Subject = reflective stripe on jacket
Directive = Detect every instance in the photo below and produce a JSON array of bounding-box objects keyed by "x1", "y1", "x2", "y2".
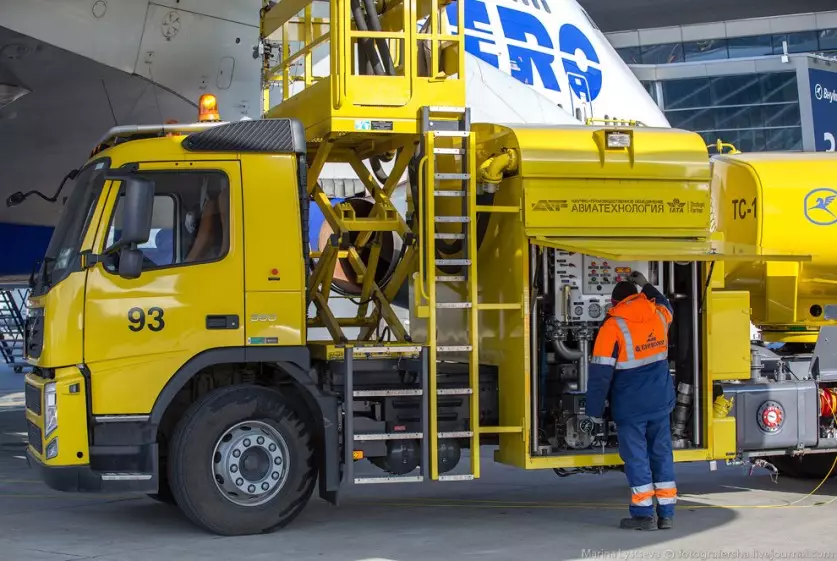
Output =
[{"x1": 585, "y1": 284, "x2": 676, "y2": 424}]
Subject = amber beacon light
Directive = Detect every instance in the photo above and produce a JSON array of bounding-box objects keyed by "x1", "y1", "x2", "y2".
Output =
[{"x1": 198, "y1": 94, "x2": 221, "y2": 122}]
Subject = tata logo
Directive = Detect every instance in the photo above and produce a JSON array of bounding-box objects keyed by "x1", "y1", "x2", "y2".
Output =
[
  {"x1": 448, "y1": 0, "x2": 603, "y2": 101},
  {"x1": 804, "y1": 188, "x2": 837, "y2": 226},
  {"x1": 815, "y1": 83, "x2": 837, "y2": 103},
  {"x1": 531, "y1": 199, "x2": 568, "y2": 211},
  {"x1": 667, "y1": 199, "x2": 685, "y2": 213}
]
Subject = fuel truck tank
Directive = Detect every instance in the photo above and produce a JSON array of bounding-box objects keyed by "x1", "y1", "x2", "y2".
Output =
[{"x1": 713, "y1": 153, "x2": 837, "y2": 342}]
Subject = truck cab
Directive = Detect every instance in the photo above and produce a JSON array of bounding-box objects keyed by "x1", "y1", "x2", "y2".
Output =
[{"x1": 23, "y1": 119, "x2": 333, "y2": 521}]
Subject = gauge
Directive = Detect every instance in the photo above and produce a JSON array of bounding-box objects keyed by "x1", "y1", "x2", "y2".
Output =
[
  {"x1": 574, "y1": 305, "x2": 584, "y2": 317},
  {"x1": 588, "y1": 303, "x2": 603, "y2": 319},
  {"x1": 604, "y1": 303, "x2": 612, "y2": 314}
]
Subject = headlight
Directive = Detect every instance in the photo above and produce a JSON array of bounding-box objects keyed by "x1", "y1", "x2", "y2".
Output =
[
  {"x1": 44, "y1": 382, "x2": 58, "y2": 437},
  {"x1": 46, "y1": 438, "x2": 58, "y2": 459}
]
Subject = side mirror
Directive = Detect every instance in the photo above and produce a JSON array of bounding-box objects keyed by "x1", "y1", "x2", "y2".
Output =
[
  {"x1": 104, "y1": 175, "x2": 154, "y2": 280},
  {"x1": 109, "y1": 176, "x2": 154, "y2": 251},
  {"x1": 118, "y1": 248, "x2": 143, "y2": 280}
]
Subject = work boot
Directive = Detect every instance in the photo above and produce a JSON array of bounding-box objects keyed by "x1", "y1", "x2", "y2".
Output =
[
  {"x1": 619, "y1": 517, "x2": 657, "y2": 531},
  {"x1": 657, "y1": 518, "x2": 673, "y2": 530}
]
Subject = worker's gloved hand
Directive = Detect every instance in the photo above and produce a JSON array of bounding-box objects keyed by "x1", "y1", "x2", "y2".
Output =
[{"x1": 629, "y1": 271, "x2": 649, "y2": 287}]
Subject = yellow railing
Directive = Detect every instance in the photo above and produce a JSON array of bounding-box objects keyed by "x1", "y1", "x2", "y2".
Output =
[
  {"x1": 707, "y1": 139, "x2": 741, "y2": 155},
  {"x1": 261, "y1": 1, "x2": 331, "y2": 108},
  {"x1": 261, "y1": 0, "x2": 463, "y2": 115}
]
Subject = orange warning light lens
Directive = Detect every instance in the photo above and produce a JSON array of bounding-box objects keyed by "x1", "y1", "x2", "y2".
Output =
[
  {"x1": 352, "y1": 450, "x2": 364, "y2": 460},
  {"x1": 198, "y1": 94, "x2": 220, "y2": 122}
]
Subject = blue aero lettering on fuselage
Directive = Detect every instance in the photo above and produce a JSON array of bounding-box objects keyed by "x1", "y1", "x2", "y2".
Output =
[{"x1": 447, "y1": 0, "x2": 603, "y2": 102}]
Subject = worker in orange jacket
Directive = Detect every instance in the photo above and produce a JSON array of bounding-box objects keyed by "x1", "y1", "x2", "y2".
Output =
[{"x1": 585, "y1": 271, "x2": 676, "y2": 531}]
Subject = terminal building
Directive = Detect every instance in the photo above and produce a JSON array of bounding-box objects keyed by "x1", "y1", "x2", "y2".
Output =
[{"x1": 583, "y1": 0, "x2": 837, "y2": 152}]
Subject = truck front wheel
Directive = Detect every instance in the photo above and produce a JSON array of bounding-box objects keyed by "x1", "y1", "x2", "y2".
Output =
[{"x1": 168, "y1": 385, "x2": 317, "y2": 535}]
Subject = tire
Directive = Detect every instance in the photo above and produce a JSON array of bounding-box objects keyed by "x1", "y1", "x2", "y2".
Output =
[
  {"x1": 769, "y1": 453, "x2": 837, "y2": 480},
  {"x1": 168, "y1": 385, "x2": 317, "y2": 535}
]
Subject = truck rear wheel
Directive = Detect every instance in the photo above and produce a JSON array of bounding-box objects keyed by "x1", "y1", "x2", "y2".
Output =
[
  {"x1": 769, "y1": 453, "x2": 837, "y2": 479},
  {"x1": 168, "y1": 385, "x2": 316, "y2": 535}
]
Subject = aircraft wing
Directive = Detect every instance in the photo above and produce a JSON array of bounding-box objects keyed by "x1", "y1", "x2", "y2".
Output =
[{"x1": 0, "y1": 0, "x2": 262, "y2": 119}]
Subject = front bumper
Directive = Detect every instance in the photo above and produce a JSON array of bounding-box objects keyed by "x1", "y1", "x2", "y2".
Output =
[
  {"x1": 27, "y1": 449, "x2": 103, "y2": 492},
  {"x1": 27, "y1": 449, "x2": 156, "y2": 493}
]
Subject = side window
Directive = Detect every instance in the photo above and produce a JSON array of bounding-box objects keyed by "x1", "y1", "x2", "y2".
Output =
[
  {"x1": 108, "y1": 195, "x2": 176, "y2": 267},
  {"x1": 105, "y1": 171, "x2": 229, "y2": 272}
]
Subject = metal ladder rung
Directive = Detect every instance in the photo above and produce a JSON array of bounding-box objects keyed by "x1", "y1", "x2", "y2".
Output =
[
  {"x1": 438, "y1": 474, "x2": 475, "y2": 482},
  {"x1": 437, "y1": 388, "x2": 473, "y2": 396},
  {"x1": 434, "y1": 131, "x2": 470, "y2": 138},
  {"x1": 436, "y1": 275, "x2": 466, "y2": 282},
  {"x1": 437, "y1": 345, "x2": 472, "y2": 352},
  {"x1": 435, "y1": 259, "x2": 471, "y2": 267},
  {"x1": 353, "y1": 389, "x2": 423, "y2": 397},
  {"x1": 428, "y1": 106, "x2": 467, "y2": 113},
  {"x1": 353, "y1": 346, "x2": 422, "y2": 355},
  {"x1": 436, "y1": 302, "x2": 472, "y2": 309},
  {"x1": 354, "y1": 432, "x2": 424, "y2": 441},
  {"x1": 434, "y1": 190, "x2": 466, "y2": 197},
  {"x1": 438, "y1": 431, "x2": 474, "y2": 438},
  {"x1": 435, "y1": 173, "x2": 470, "y2": 181},
  {"x1": 435, "y1": 216, "x2": 470, "y2": 223},
  {"x1": 354, "y1": 475, "x2": 424, "y2": 484},
  {"x1": 434, "y1": 147, "x2": 465, "y2": 155},
  {"x1": 435, "y1": 233, "x2": 465, "y2": 240}
]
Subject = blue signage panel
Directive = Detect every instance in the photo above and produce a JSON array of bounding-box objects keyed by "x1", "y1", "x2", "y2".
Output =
[{"x1": 809, "y1": 68, "x2": 837, "y2": 152}]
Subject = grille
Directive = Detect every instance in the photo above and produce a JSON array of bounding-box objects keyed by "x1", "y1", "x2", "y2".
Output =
[
  {"x1": 27, "y1": 420, "x2": 43, "y2": 454},
  {"x1": 25, "y1": 383, "x2": 41, "y2": 415}
]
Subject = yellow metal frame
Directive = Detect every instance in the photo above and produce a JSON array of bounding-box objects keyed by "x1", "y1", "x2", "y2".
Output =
[
  {"x1": 259, "y1": 0, "x2": 466, "y2": 347},
  {"x1": 261, "y1": 0, "x2": 464, "y2": 139},
  {"x1": 256, "y1": 1, "x2": 815, "y2": 479}
]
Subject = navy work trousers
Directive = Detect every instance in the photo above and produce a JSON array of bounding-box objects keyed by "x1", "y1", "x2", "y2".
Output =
[{"x1": 617, "y1": 414, "x2": 677, "y2": 518}]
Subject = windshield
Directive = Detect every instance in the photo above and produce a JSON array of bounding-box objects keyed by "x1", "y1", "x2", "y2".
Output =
[{"x1": 39, "y1": 159, "x2": 110, "y2": 290}]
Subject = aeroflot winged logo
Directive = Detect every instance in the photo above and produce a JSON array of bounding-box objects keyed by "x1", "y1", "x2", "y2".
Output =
[
  {"x1": 804, "y1": 188, "x2": 837, "y2": 226},
  {"x1": 447, "y1": 0, "x2": 604, "y2": 102}
]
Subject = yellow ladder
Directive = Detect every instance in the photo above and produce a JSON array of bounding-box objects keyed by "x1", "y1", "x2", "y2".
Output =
[{"x1": 420, "y1": 106, "x2": 480, "y2": 481}]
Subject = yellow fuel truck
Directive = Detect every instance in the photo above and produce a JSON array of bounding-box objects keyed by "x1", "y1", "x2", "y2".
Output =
[{"x1": 18, "y1": 0, "x2": 837, "y2": 536}]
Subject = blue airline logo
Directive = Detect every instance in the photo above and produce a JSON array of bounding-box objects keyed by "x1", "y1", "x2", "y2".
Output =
[
  {"x1": 804, "y1": 188, "x2": 837, "y2": 226},
  {"x1": 447, "y1": 0, "x2": 603, "y2": 101}
]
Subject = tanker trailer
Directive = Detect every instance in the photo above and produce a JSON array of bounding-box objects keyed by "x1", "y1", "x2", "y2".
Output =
[{"x1": 712, "y1": 153, "x2": 837, "y2": 478}]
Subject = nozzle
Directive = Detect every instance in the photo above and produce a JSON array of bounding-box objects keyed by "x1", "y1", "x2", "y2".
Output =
[{"x1": 6, "y1": 192, "x2": 25, "y2": 208}]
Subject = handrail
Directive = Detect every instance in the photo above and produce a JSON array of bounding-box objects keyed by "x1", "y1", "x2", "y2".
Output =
[
  {"x1": 416, "y1": 155, "x2": 430, "y2": 302},
  {"x1": 707, "y1": 139, "x2": 741, "y2": 155},
  {"x1": 272, "y1": 32, "x2": 329, "y2": 74},
  {"x1": 261, "y1": 0, "x2": 463, "y2": 112}
]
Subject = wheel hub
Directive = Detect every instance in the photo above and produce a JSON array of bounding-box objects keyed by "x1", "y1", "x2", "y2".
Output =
[{"x1": 212, "y1": 420, "x2": 289, "y2": 506}]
